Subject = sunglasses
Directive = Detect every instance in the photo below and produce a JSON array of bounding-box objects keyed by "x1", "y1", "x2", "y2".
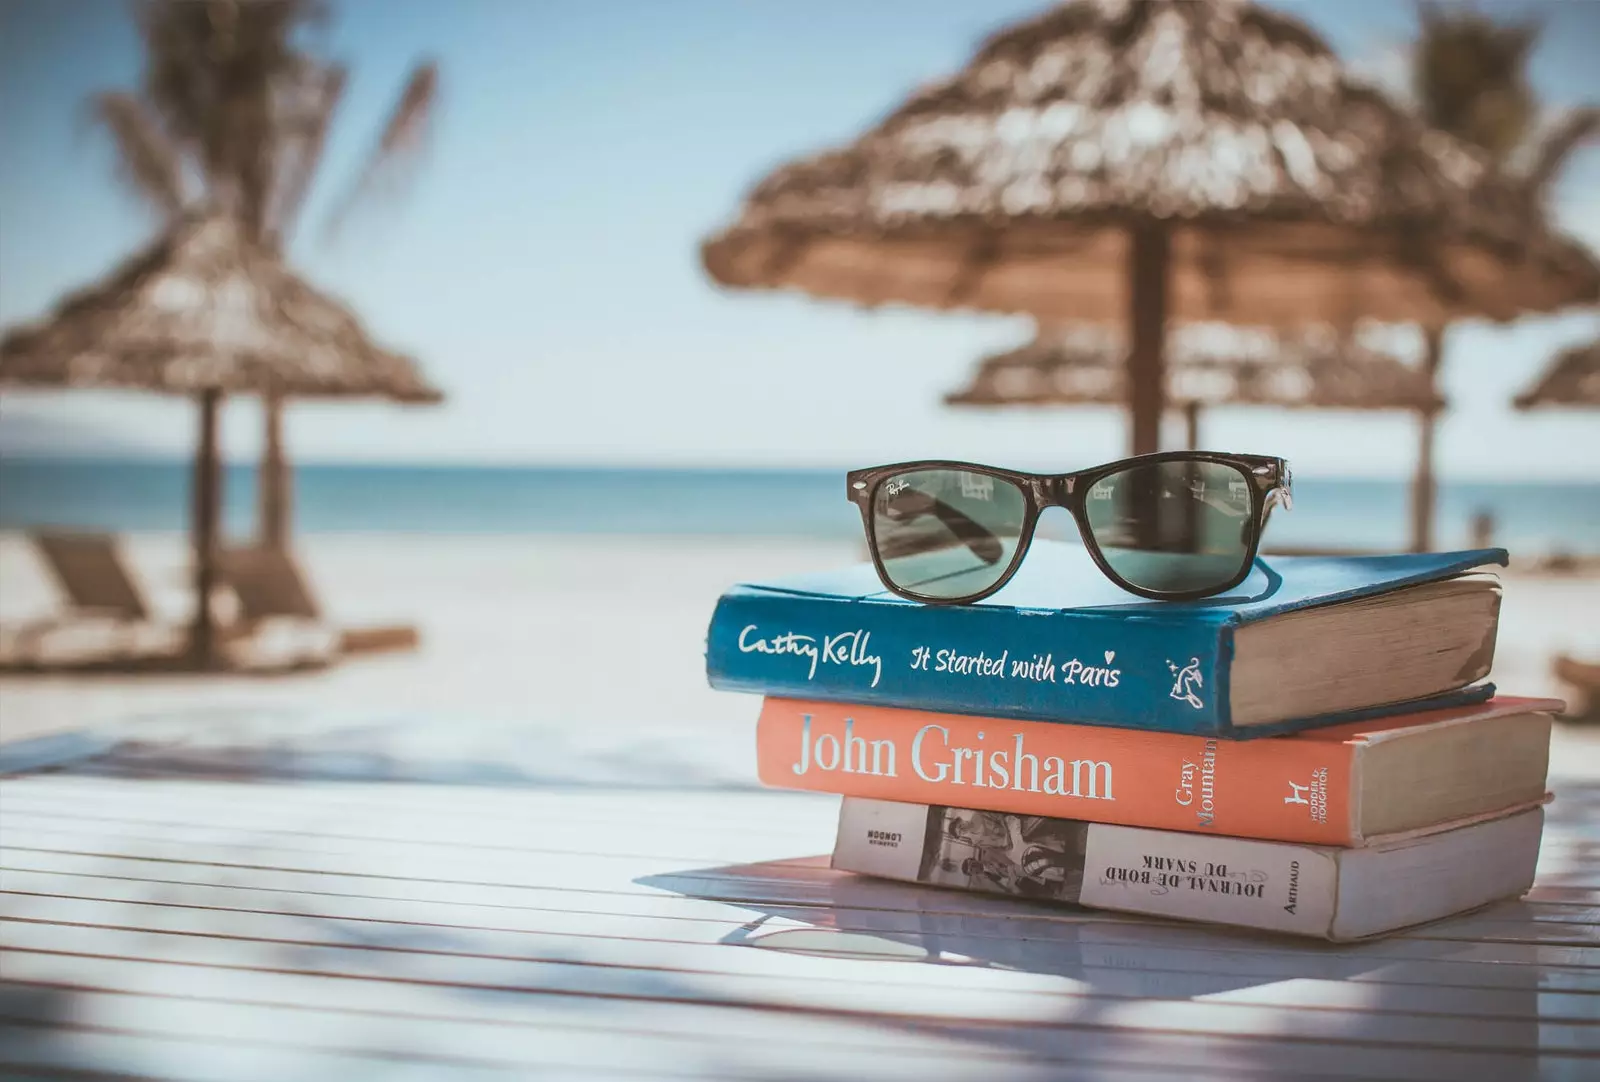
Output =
[{"x1": 847, "y1": 452, "x2": 1293, "y2": 604}]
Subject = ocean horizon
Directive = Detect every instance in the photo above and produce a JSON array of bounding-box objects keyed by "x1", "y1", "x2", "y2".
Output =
[{"x1": 1, "y1": 456, "x2": 1597, "y2": 556}]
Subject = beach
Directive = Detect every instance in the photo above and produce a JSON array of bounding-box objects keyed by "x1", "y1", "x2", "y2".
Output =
[
  {"x1": 0, "y1": 533, "x2": 847, "y2": 743},
  {"x1": 2, "y1": 531, "x2": 1597, "y2": 776}
]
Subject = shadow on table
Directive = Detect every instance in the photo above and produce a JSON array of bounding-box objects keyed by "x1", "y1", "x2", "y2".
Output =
[
  {"x1": 636, "y1": 861, "x2": 1559, "y2": 1078},
  {"x1": 5, "y1": 705, "x2": 761, "y2": 791},
  {"x1": 639, "y1": 857, "x2": 1548, "y2": 989},
  {"x1": 0, "y1": 981, "x2": 78, "y2": 1065},
  {"x1": 632, "y1": 783, "x2": 1600, "y2": 1082},
  {"x1": 3, "y1": 785, "x2": 1588, "y2": 1080}
]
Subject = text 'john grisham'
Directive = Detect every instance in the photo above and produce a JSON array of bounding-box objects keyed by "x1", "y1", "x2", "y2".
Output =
[
  {"x1": 788, "y1": 714, "x2": 1114, "y2": 801},
  {"x1": 737, "y1": 625, "x2": 1122, "y2": 691}
]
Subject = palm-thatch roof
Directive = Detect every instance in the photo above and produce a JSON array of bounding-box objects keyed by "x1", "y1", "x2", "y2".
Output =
[
  {"x1": 947, "y1": 323, "x2": 1444, "y2": 411},
  {"x1": 0, "y1": 213, "x2": 440, "y2": 402},
  {"x1": 702, "y1": 0, "x2": 1597, "y2": 327},
  {"x1": 1514, "y1": 337, "x2": 1600, "y2": 409}
]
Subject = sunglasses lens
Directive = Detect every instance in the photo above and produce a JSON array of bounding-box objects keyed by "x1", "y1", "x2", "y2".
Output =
[
  {"x1": 1083, "y1": 460, "x2": 1257, "y2": 595},
  {"x1": 871, "y1": 469, "x2": 1028, "y2": 599}
]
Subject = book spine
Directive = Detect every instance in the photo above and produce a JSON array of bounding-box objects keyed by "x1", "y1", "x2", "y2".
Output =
[
  {"x1": 834, "y1": 797, "x2": 1339, "y2": 938},
  {"x1": 1078, "y1": 823, "x2": 1337, "y2": 937},
  {"x1": 769, "y1": 698, "x2": 1360, "y2": 844},
  {"x1": 707, "y1": 589, "x2": 1231, "y2": 734}
]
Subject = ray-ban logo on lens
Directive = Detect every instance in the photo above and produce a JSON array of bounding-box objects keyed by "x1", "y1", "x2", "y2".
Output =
[{"x1": 884, "y1": 478, "x2": 911, "y2": 498}]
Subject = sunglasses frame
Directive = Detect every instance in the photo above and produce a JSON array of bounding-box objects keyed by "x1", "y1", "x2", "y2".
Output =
[{"x1": 847, "y1": 451, "x2": 1293, "y2": 604}]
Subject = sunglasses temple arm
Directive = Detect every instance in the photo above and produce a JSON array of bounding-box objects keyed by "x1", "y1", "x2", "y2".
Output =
[{"x1": 1257, "y1": 485, "x2": 1292, "y2": 534}]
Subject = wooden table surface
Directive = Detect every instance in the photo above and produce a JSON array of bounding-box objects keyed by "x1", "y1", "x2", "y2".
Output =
[{"x1": 0, "y1": 717, "x2": 1596, "y2": 1082}]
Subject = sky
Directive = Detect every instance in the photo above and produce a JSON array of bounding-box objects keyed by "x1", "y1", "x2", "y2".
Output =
[{"x1": 0, "y1": 0, "x2": 1596, "y2": 479}]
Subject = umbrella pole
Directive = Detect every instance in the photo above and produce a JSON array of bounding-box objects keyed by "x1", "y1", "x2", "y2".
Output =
[
  {"x1": 190, "y1": 389, "x2": 224, "y2": 669},
  {"x1": 260, "y1": 392, "x2": 291, "y2": 550},
  {"x1": 1409, "y1": 325, "x2": 1444, "y2": 553},
  {"x1": 1127, "y1": 224, "x2": 1170, "y2": 457},
  {"x1": 1184, "y1": 402, "x2": 1201, "y2": 451}
]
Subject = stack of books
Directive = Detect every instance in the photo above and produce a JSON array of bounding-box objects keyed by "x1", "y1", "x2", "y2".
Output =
[{"x1": 704, "y1": 540, "x2": 1559, "y2": 940}]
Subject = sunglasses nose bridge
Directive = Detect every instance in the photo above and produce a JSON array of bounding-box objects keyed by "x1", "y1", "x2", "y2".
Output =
[{"x1": 1032, "y1": 475, "x2": 1073, "y2": 508}]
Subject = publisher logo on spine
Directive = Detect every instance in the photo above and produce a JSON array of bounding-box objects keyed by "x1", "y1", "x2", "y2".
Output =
[
  {"x1": 1283, "y1": 768, "x2": 1329, "y2": 824},
  {"x1": 1166, "y1": 657, "x2": 1204, "y2": 710}
]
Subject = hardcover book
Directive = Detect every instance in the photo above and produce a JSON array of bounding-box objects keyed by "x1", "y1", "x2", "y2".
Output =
[
  {"x1": 706, "y1": 540, "x2": 1505, "y2": 736},
  {"x1": 833, "y1": 797, "x2": 1545, "y2": 941},
  {"x1": 759, "y1": 696, "x2": 1557, "y2": 845}
]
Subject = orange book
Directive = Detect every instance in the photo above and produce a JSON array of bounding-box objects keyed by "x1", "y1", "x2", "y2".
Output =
[{"x1": 757, "y1": 695, "x2": 1558, "y2": 845}]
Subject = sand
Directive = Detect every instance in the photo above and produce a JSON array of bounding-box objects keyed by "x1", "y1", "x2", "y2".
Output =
[{"x1": 1, "y1": 531, "x2": 1596, "y2": 775}]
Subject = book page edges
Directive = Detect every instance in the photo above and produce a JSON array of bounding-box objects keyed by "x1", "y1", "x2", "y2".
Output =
[
  {"x1": 1330, "y1": 807, "x2": 1543, "y2": 941},
  {"x1": 1230, "y1": 550, "x2": 1509, "y2": 625},
  {"x1": 1350, "y1": 793, "x2": 1553, "y2": 848},
  {"x1": 1346, "y1": 698, "x2": 1566, "y2": 746}
]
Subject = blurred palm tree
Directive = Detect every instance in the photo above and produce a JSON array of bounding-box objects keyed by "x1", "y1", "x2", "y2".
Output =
[
  {"x1": 1406, "y1": 1, "x2": 1596, "y2": 551},
  {"x1": 90, "y1": 0, "x2": 438, "y2": 547},
  {"x1": 1413, "y1": 1, "x2": 1596, "y2": 207}
]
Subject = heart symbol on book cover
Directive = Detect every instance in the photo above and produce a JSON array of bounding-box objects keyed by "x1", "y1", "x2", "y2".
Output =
[{"x1": 1104, "y1": 651, "x2": 1115, "y2": 665}]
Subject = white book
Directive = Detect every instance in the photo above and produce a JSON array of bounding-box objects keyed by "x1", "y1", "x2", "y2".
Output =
[{"x1": 832, "y1": 797, "x2": 1544, "y2": 941}]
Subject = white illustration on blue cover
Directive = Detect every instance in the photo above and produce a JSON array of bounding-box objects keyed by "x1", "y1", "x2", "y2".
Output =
[{"x1": 1166, "y1": 657, "x2": 1205, "y2": 710}]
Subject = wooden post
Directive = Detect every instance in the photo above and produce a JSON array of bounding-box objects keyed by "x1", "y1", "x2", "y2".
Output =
[
  {"x1": 191, "y1": 389, "x2": 223, "y2": 668},
  {"x1": 1184, "y1": 401, "x2": 1201, "y2": 450},
  {"x1": 1409, "y1": 326, "x2": 1445, "y2": 553},
  {"x1": 260, "y1": 392, "x2": 291, "y2": 549},
  {"x1": 1127, "y1": 224, "x2": 1171, "y2": 457}
]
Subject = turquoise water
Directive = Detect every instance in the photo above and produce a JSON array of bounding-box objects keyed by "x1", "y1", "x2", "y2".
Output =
[{"x1": 1, "y1": 457, "x2": 1596, "y2": 555}]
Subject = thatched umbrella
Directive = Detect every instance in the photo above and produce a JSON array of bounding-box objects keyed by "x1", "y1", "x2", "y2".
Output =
[
  {"x1": 0, "y1": 213, "x2": 440, "y2": 668},
  {"x1": 1513, "y1": 336, "x2": 1600, "y2": 409},
  {"x1": 946, "y1": 322, "x2": 1441, "y2": 448},
  {"x1": 702, "y1": 0, "x2": 1595, "y2": 462}
]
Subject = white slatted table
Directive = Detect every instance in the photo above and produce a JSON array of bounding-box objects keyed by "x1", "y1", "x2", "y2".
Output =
[{"x1": 0, "y1": 719, "x2": 1596, "y2": 1082}]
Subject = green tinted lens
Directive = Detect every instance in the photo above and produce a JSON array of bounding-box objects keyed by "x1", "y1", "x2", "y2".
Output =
[
  {"x1": 872, "y1": 469, "x2": 1028, "y2": 600},
  {"x1": 1082, "y1": 460, "x2": 1256, "y2": 595}
]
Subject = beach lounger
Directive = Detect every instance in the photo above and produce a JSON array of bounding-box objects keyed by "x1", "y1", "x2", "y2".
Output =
[
  {"x1": 0, "y1": 531, "x2": 185, "y2": 667},
  {"x1": 33, "y1": 531, "x2": 149, "y2": 622},
  {"x1": 1, "y1": 534, "x2": 414, "y2": 674},
  {"x1": 218, "y1": 545, "x2": 420, "y2": 661}
]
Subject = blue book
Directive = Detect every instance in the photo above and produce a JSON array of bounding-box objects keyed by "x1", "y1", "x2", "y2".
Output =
[{"x1": 705, "y1": 541, "x2": 1506, "y2": 738}]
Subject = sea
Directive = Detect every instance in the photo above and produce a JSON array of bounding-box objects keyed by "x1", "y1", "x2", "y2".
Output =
[{"x1": 1, "y1": 457, "x2": 1596, "y2": 556}]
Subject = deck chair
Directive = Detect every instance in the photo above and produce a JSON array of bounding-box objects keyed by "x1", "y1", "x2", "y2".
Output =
[
  {"x1": 218, "y1": 546, "x2": 420, "y2": 662},
  {"x1": 5, "y1": 532, "x2": 183, "y2": 665}
]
